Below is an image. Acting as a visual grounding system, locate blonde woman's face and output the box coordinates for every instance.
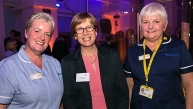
[25,20,51,55]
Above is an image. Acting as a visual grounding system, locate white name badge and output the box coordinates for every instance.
[139,85,154,99]
[76,73,90,82]
[29,73,42,80]
[138,54,150,61]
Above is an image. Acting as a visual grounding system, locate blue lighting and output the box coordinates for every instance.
[56,3,60,7]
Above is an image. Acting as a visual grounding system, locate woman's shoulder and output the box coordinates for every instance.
[169,38,187,48]
[125,44,141,55]
[44,54,61,66]
[61,51,78,64]
[98,45,118,54]
[0,54,20,72]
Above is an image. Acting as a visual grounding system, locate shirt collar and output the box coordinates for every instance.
[18,45,48,63]
[137,33,172,46]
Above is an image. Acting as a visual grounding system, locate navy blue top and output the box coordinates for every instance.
[123,34,193,109]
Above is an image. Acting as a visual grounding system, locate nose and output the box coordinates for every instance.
[38,33,45,40]
[148,22,153,29]
[82,28,88,35]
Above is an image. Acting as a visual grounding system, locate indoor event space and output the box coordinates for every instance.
[0,0,193,61]
[1,0,193,109]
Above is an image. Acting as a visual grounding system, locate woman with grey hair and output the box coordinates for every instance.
[123,2,193,109]
[0,12,63,109]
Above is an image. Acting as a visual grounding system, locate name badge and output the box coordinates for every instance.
[76,73,90,82]
[29,73,42,80]
[139,85,154,99]
[138,54,150,61]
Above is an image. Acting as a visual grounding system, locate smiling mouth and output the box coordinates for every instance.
[36,41,44,45]
[83,37,91,41]
[147,30,155,33]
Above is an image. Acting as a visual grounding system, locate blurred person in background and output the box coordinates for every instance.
[13,31,24,52]
[4,39,17,58]
[52,34,70,62]
[4,30,16,50]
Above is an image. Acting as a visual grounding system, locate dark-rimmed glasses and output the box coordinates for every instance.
[75,26,94,34]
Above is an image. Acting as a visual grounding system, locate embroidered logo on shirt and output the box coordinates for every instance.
[165,53,179,57]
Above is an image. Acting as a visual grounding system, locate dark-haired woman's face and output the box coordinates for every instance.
[75,19,97,47]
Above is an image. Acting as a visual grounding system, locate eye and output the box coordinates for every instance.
[155,20,159,23]
[142,21,148,24]
[87,26,92,29]
[45,33,51,37]
[76,28,84,33]
[76,28,83,31]
[76,28,81,30]
[35,30,40,33]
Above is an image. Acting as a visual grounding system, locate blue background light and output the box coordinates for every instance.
[56,3,60,7]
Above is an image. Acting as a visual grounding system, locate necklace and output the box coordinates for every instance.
[81,47,98,64]
[91,55,97,64]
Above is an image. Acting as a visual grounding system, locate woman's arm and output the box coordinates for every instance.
[181,72,193,109]
[115,53,129,109]
[0,104,8,109]
[61,59,77,109]
[126,78,134,109]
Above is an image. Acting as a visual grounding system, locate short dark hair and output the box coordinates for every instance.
[59,34,67,40]
[106,34,113,41]
[70,12,99,39]
[14,31,21,37]
[10,30,16,34]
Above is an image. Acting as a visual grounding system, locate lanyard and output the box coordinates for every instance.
[143,39,162,85]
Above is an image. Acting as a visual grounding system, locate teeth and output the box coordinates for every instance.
[36,41,44,44]
[83,37,90,41]
[148,30,155,33]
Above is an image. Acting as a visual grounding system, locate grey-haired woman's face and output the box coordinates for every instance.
[141,15,168,42]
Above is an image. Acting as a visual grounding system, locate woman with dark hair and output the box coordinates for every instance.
[61,12,128,109]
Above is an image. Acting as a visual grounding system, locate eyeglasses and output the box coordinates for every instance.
[75,26,94,34]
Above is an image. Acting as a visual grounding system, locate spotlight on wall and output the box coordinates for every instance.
[157,0,173,2]
[56,3,60,8]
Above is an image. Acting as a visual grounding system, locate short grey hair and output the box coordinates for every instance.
[25,12,55,36]
[139,2,168,27]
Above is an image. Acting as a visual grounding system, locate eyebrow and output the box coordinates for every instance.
[76,25,92,29]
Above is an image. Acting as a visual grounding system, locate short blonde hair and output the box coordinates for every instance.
[25,12,55,36]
